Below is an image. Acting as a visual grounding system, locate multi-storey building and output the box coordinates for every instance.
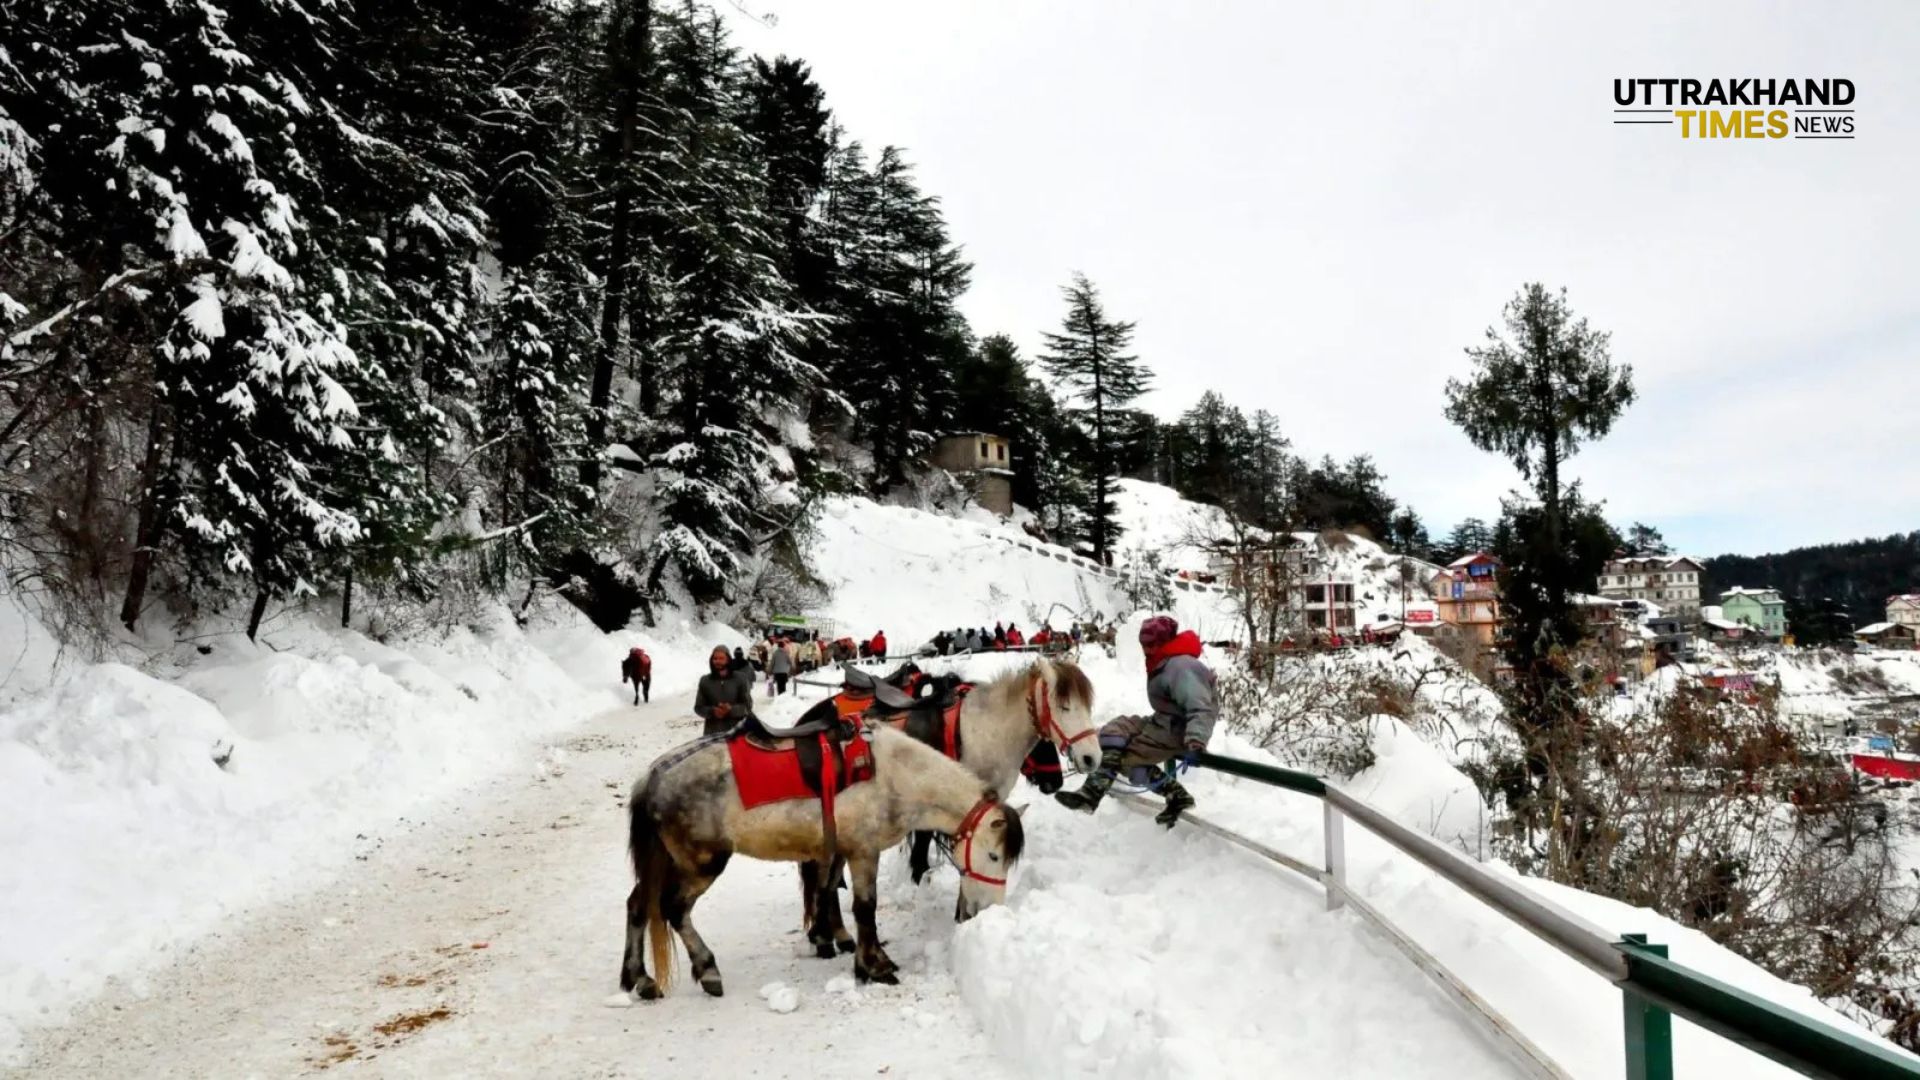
[1718,587,1787,641]
[1598,556,1705,623]
[1888,594,1920,631]
[1431,552,1501,646]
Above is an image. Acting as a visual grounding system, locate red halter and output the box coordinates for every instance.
[953,796,1006,887]
[1028,673,1096,759]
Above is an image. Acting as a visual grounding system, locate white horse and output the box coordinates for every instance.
[621,723,1026,996]
[796,657,1100,953]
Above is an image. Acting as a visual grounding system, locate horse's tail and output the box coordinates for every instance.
[623,794,678,994]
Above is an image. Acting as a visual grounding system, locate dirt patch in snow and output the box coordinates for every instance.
[372,1006,454,1040]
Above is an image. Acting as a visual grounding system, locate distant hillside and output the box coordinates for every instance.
[1703,532,1920,627]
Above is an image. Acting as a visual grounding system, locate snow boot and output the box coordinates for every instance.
[1054,746,1122,814]
[1154,779,1195,828]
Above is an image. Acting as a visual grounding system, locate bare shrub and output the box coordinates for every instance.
[1491,679,1920,1048]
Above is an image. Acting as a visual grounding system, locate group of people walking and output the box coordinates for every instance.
[930,620,1072,656]
[622,613,1217,826]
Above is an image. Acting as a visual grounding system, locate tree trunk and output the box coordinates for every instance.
[1090,322,1106,565]
[119,397,172,631]
[246,587,270,643]
[341,566,354,629]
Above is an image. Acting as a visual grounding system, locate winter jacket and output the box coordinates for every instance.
[768,645,793,675]
[1146,644,1218,750]
[694,668,755,724]
[870,633,888,658]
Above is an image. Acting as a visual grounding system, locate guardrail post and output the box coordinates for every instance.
[1323,801,1346,911]
[1620,934,1673,1080]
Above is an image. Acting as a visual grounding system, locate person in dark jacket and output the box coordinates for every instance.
[694,646,755,737]
[1056,615,1215,827]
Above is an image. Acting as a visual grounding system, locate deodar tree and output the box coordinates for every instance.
[1040,273,1149,565]
[1444,282,1634,863]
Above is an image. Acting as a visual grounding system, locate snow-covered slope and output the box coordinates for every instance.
[806,495,1237,647]
[1108,477,1443,625]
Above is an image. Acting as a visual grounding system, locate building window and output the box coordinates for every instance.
[997,443,1006,461]
[979,440,988,458]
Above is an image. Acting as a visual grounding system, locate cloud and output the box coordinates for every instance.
[726,0,1920,555]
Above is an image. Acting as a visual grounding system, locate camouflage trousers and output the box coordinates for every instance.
[1098,713,1186,784]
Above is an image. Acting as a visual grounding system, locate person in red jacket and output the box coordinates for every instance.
[621,646,653,705]
[1056,615,1216,827]
[1007,624,1025,648]
[869,630,888,659]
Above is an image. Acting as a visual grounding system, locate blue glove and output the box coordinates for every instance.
[1180,745,1204,769]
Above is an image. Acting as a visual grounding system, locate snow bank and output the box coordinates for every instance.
[1151,734,1903,1077]
[0,588,76,709]
[807,496,1236,649]
[0,599,724,1064]
[949,798,1516,1078]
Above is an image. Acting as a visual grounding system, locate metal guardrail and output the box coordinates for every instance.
[1184,750,1920,1080]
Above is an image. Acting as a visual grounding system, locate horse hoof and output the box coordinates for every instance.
[855,962,899,985]
[836,938,856,955]
[812,940,838,960]
[700,977,724,998]
[637,981,662,1001]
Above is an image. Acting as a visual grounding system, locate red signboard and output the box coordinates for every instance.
[1405,609,1436,623]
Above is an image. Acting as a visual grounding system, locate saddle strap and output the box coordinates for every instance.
[943,683,973,760]
[819,731,841,862]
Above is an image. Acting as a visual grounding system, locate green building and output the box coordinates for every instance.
[1718,587,1786,640]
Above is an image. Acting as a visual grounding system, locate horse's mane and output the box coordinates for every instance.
[1000,802,1027,865]
[1045,659,1094,712]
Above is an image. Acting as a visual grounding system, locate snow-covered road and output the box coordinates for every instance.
[15,698,1009,1079]
[14,685,1531,1079]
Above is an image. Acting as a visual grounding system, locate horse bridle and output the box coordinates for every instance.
[1028,673,1096,763]
[952,796,1006,887]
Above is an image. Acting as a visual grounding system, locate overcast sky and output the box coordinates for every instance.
[725,1,1919,558]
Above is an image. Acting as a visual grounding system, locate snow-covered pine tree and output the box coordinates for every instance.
[469,4,606,585]
[817,140,970,491]
[1039,272,1150,564]
[3,0,447,637]
[637,4,824,605]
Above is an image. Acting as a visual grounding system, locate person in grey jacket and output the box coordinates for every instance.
[767,636,794,696]
[1056,615,1215,827]
[694,646,755,736]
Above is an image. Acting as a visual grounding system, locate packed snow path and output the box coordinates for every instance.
[16,690,1524,1079]
[15,699,1008,1079]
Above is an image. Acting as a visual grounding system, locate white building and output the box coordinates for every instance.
[1598,556,1705,624]
[1889,594,1920,631]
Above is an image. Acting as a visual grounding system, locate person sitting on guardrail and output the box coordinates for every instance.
[1055,615,1215,827]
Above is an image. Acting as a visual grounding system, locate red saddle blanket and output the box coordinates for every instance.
[729,725,876,811]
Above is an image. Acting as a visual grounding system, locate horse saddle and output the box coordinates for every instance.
[841,666,920,712]
[729,702,875,811]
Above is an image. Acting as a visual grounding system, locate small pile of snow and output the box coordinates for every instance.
[759,981,800,1014]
